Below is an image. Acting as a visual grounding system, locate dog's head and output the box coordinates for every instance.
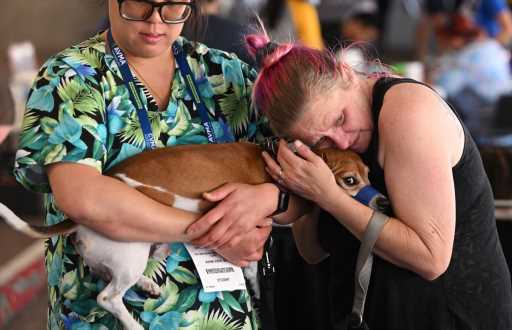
[316,148,370,197]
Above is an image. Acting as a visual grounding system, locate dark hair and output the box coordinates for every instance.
[186,0,205,42]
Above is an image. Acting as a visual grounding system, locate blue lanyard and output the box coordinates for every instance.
[172,43,217,144]
[107,30,157,150]
[107,30,218,147]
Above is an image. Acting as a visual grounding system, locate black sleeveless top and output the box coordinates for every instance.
[318,77,512,330]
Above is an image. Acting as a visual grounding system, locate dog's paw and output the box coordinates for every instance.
[137,277,161,298]
[150,243,171,260]
[146,283,161,298]
[125,322,145,330]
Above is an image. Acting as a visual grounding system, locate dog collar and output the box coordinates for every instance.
[354,185,381,206]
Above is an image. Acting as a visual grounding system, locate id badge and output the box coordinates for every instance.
[184,243,246,292]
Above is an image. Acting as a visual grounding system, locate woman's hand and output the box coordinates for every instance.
[214,225,271,267]
[185,182,278,248]
[263,139,339,204]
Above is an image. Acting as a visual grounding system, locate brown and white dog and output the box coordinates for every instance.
[0,142,371,330]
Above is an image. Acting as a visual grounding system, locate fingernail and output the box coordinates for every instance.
[295,140,303,147]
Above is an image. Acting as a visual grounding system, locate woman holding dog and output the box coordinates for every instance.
[12,1,304,329]
[251,32,512,328]
[191,31,512,329]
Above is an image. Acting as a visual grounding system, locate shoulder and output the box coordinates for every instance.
[48,33,106,64]
[380,81,443,123]
[378,81,462,153]
[38,33,107,80]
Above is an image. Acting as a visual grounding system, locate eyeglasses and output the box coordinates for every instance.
[117,0,195,24]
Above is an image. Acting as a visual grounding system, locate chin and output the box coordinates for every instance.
[134,47,168,59]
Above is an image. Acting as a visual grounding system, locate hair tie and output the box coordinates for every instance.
[255,42,280,68]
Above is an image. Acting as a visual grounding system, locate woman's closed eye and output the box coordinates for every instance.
[336,113,344,127]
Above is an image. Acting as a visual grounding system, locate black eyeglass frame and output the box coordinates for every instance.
[116,0,195,24]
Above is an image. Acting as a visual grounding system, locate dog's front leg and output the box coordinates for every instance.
[136,276,161,298]
[132,243,170,297]
[150,243,170,260]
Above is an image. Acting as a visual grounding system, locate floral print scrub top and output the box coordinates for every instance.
[13,33,269,330]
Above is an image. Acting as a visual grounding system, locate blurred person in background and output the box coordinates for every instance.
[415,0,467,77]
[432,12,512,137]
[317,0,379,51]
[183,0,255,64]
[472,0,512,46]
[335,4,382,74]
[340,10,380,45]
[416,0,512,80]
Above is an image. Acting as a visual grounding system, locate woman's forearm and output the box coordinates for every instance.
[48,162,202,243]
[81,176,202,242]
[320,186,451,281]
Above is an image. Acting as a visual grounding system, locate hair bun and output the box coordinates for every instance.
[245,34,293,69]
[255,42,279,68]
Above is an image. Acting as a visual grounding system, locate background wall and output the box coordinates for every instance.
[0,0,106,85]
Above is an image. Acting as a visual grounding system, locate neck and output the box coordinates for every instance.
[126,46,174,68]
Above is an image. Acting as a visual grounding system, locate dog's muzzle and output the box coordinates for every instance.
[354,185,391,215]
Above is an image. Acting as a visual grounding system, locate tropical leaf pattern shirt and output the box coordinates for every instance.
[13,33,270,330]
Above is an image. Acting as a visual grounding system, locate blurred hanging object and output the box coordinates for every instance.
[7,42,38,134]
[287,0,324,49]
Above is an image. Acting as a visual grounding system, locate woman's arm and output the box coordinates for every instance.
[496,9,512,45]
[373,84,461,280]
[291,207,329,264]
[47,162,205,243]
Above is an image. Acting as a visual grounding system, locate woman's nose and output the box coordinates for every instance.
[147,8,164,23]
[329,132,351,150]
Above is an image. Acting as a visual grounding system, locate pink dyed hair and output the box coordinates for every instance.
[245,33,355,136]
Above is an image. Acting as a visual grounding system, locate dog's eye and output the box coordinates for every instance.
[342,176,358,186]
